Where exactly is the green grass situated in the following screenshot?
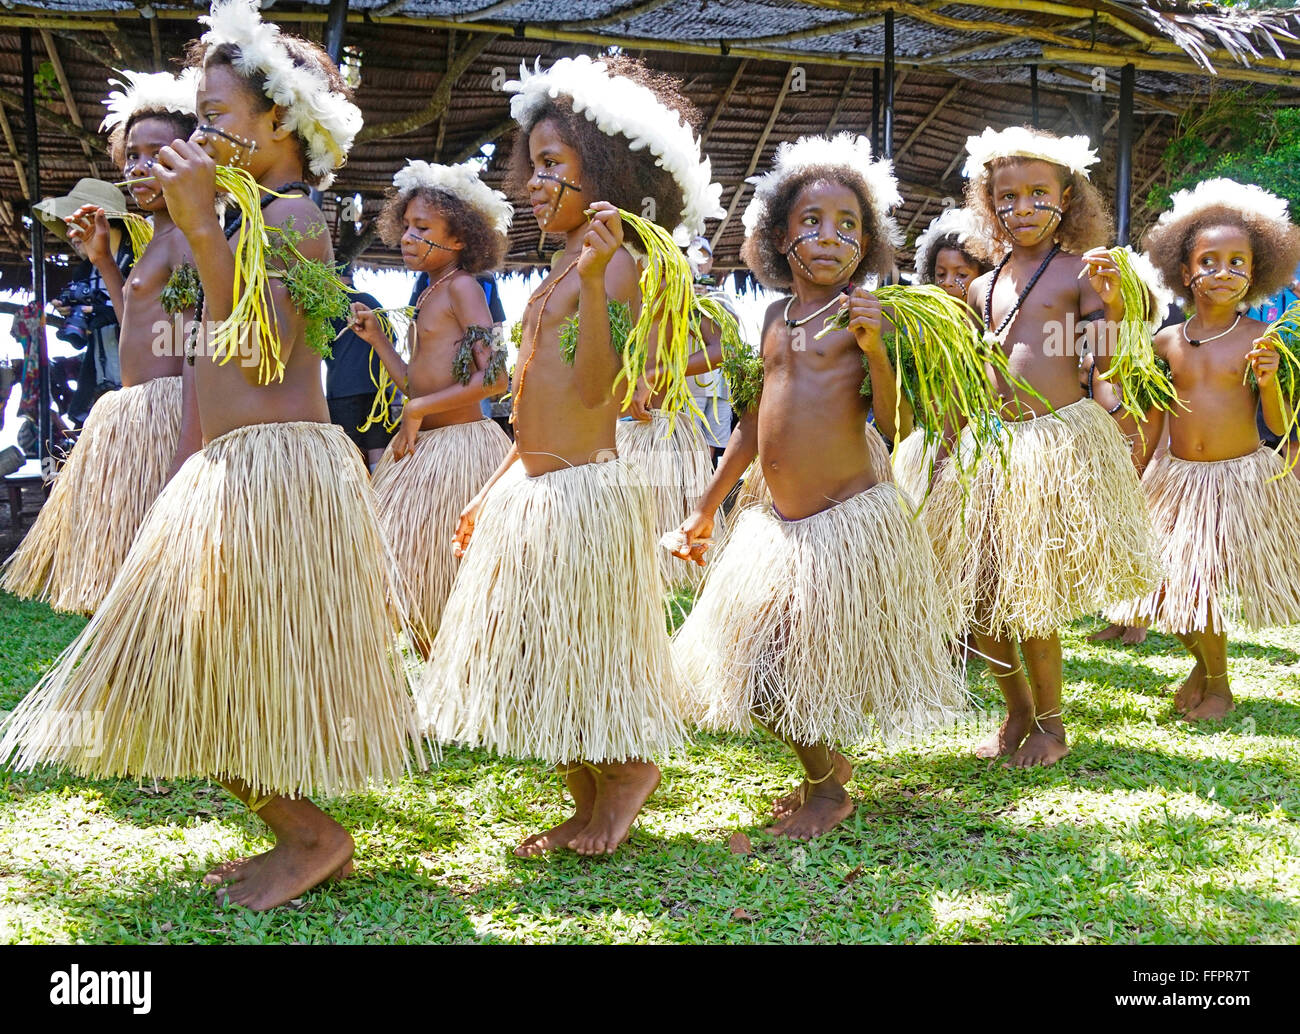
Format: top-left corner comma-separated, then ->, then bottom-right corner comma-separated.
1,588 -> 1298,944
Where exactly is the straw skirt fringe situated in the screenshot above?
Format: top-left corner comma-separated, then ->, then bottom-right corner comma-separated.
892,429 -> 942,510
731,421 -> 894,516
371,419 -> 511,643
1107,447 -> 1300,633
674,482 -> 964,745
2,376 -> 183,615
615,411 -> 721,588
0,421 -> 426,798
416,457 -> 690,764
922,398 -> 1159,639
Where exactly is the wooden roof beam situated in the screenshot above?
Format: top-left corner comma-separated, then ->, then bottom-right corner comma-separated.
40,29 -> 100,179
824,68 -> 856,134
700,59 -> 749,149
710,64 -> 796,250
1046,65 -> 1183,117
895,79 -> 961,160
0,103 -> 27,202
1040,47 -> 1300,88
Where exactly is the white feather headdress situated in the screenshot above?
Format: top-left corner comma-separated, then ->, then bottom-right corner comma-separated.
198,0 -> 362,190
392,160 -> 514,237
912,206 -> 987,283
962,125 -> 1098,182
1124,248 -> 1176,330
741,132 -> 902,247
505,55 -> 723,245
101,68 -> 198,134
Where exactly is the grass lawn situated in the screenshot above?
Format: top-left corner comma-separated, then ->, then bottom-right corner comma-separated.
1,587 -> 1298,945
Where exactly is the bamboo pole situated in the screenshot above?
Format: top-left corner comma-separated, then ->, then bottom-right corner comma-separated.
1116,63 -> 1135,246
1039,47 -> 1300,88
39,30 -> 99,179
0,103 -> 28,201
700,59 -> 749,149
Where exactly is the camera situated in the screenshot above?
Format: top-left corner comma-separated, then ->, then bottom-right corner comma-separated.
54,280 -> 115,349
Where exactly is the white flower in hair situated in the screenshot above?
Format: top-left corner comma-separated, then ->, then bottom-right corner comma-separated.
1158,177 -> 1291,232
962,126 -> 1098,181
912,206 -> 985,283
393,160 -> 514,237
199,0 -> 362,190
101,67 -> 198,133
741,132 -> 902,247
505,55 -> 723,245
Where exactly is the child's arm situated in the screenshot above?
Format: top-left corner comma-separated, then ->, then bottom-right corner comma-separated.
849,287 -> 908,441
1079,249 -> 1128,378
65,206 -> 126,316
350,302 -> 407,386
1249,333 -> 1290,437
574,202 -> 639,409
668,404 -> 758,566
166,358 -> 203,481
452,441 -> 519,558
402,278 -> 505,420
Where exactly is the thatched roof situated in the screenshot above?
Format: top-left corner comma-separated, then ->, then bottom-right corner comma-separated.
1,1 -> 1298,288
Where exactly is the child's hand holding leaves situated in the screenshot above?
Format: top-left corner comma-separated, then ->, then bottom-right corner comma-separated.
578,201 -> 625,283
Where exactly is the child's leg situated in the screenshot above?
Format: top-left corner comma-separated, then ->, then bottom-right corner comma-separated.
765,736 -> 854,839
515,763 -> 598,857
1184,622 -> 1233,721
1010,633 -> 1069,767
203,780 -> 354,911
568,758 -> 661,857
771,748 -> 852,819
972,632 -> 1035,758
1173,631 -> 1208,713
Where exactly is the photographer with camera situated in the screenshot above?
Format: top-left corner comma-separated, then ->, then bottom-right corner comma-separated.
35,179 -> 132,426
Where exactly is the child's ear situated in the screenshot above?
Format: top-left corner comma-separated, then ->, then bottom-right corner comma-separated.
776,229 -> 790,255
1060,182 -> 1074,211
268,104 -> 292,141
1180,260 -> 1191,287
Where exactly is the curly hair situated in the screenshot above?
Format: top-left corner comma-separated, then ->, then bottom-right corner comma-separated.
965,156 -> 1112,259
740,167 -> 895,290
1144,203 -> 1300,306
184,36 -> 351,189
506,54 -> 700,246
920,233 -> 992,286
107,109 -> 199,169
376,185 -> 506,275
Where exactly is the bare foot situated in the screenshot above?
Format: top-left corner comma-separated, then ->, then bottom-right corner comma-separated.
217,825 -> 354,912
1120,625 -> 1148,646
975,709 -> 1033,759
203,856 -> 256,886
1183,691 -> 1234,722
771,750 -> 852,819
1008,719 -> 1069,768
514,764 -> 597,858
1174,664 -> 1206,714
569,760 -> 661,857
766,782 -> 854,840
1088,623 -> 1124,642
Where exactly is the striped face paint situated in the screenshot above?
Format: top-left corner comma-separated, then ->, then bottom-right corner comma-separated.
996,201 -> 1062,243
786,229 -> 861,280
402,226 -> 456,261
535,172 -> 583,227
197,124 -> 257,169
1189,266 -> 1251,302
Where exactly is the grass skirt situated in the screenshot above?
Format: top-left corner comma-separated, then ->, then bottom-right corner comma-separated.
731,421 -> 893,516
2,376 -> 182,615
615,411 -> 721,588
0,421 -> 425,798
1107,447 -> 1300,633
892,429 -> 942,510
416,457 -> 690,764
922,398 -> 1159,639
371,420 -> 511,645
674,482 -> 964,745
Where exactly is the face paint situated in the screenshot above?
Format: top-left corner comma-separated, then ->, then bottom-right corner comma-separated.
834,229 -> 862,274
535,171 -> 582,227
786,228 -> 860,280
402,225 -> 456,262
785,230 -> 820,279
1189,266 -> 1251,302
996,201 -> 1062,243
198,124 -> 257,168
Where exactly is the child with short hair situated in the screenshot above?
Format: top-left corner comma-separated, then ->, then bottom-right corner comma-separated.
416,54 -> 715,857
1107,179 -> 1300,719
350,160 -> 512,653
921,126 -> 1161,767
3,70 -> 199,614
668,134 -> 964,839
1,0 -> 424,911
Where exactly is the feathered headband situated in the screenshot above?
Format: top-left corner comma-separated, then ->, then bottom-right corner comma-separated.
912,206 -> 986,284
741,132 -> 902,246
1124,248 -> 1175,331
962,125 -> 1098,182
392,160 -> 514,237
505,55 -> 723,245
100,68 -> 198,134
198,0 -> 362,190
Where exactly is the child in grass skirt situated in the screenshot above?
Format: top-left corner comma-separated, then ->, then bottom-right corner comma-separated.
3,70 -> 199,614
1107,179 -> 1300,720
668,134 -> 965,840
416,54 -> 722,857
349,160 -> 513,653
1,0 -> 425,911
